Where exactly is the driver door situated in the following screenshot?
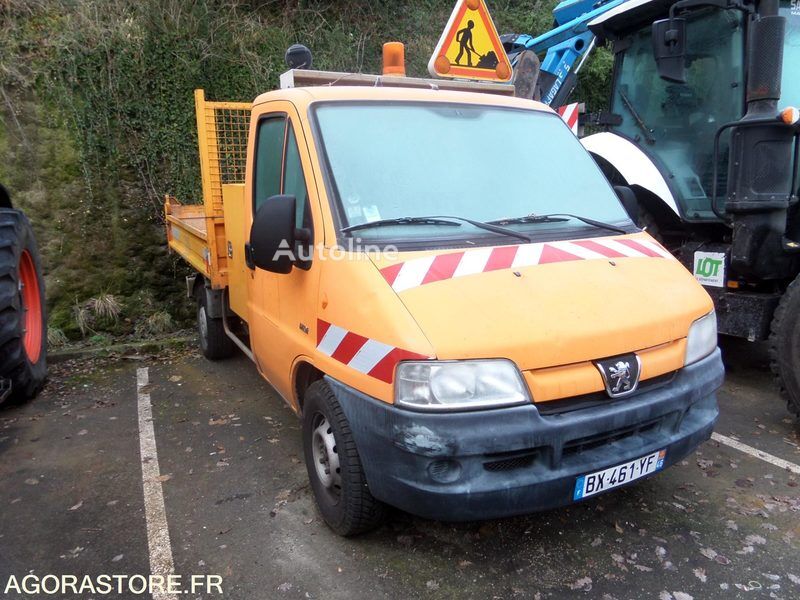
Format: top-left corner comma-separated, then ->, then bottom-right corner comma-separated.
246,102 -> 321,405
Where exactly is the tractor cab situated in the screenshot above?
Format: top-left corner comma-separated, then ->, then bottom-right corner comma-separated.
586,0 -> 800,225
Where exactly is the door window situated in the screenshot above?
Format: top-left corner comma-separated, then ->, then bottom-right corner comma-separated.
610,8 -> 744,218
254,117 -> 286,211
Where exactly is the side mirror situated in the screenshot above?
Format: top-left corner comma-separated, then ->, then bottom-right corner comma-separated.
248,195 -> 296,274
652,18 -> 687,84
614,185 -> 639,224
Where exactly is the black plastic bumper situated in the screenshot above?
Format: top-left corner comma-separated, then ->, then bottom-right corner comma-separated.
326,350 -> 723,522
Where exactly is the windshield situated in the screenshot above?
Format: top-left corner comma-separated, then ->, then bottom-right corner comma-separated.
610,8 -> 744,220
313,102 -> 631,244
781,2 -> 800,107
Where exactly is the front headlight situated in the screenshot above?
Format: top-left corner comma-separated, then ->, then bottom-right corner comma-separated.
395,359 -> 530,411
684,311 -> 717,366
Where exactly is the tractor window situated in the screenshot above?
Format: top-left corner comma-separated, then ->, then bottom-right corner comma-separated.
253,116 -> 286,211
610,8 -> 744,219
780,3 -> 800,107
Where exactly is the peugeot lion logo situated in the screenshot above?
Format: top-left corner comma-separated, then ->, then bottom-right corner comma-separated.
609,361 -> 632,394
595,354 -> 641,398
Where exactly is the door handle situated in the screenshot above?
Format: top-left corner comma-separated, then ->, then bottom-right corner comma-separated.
244,243 -> 255,270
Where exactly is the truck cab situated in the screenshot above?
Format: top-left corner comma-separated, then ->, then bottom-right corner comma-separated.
166,74 -> 723,535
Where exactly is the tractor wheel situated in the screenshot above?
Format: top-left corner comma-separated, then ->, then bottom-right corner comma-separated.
0,209 -> 46,404
638,205 -> 664,245
769,275 -> 800,417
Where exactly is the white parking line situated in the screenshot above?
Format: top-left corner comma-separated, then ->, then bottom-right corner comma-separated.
137,367 -> 175,598
712,432 -> 800,475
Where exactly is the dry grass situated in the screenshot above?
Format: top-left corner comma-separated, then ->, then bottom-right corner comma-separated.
46,326 -> 68,348
135,310 -> 174,336
87,293 -> 122,321
72,300 -> 91,336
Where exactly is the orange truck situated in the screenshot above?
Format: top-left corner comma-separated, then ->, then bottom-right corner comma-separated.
165,67 -> 724,535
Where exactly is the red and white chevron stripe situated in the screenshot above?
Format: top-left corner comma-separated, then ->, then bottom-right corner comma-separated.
316,319 -> 428,383
380,236 -> 672,293
557,102 -> 580,135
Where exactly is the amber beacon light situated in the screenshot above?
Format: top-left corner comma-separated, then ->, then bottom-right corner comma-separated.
383,42 -> 406,76
780,106 -> 800,126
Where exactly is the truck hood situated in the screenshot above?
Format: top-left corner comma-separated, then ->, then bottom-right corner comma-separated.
372,234 -> 712,370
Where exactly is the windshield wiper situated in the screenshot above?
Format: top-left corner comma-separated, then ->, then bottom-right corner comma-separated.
341,217 -> 461,233
343,215 -> 531,242
618,89 -> 655,145
489,213 -> 628,235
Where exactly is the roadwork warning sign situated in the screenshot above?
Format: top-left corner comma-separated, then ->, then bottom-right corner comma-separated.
428,0 -> 513,82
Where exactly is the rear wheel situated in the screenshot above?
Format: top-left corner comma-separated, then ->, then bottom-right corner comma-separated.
302,380 -> 385,536
196,289 -> 234,360
0,209 -> 46,403
769,275 -> 800,417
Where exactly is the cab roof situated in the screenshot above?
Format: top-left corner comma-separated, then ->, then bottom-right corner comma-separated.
253,85 -> 552,113
589,0 -> 673,40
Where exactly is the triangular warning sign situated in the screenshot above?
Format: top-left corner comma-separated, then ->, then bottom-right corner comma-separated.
428,0 -> 513,82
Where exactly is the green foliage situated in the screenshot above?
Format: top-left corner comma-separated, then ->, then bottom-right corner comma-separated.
0,0 -> 613,338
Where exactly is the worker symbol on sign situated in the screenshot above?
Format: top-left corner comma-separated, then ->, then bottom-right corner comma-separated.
455,21 -> 477,66
429,0 -> 512,82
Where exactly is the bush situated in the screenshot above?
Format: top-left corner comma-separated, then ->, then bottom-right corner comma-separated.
0,0 -> 611,339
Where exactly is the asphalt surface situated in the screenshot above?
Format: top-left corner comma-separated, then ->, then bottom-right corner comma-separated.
1,338 -> 799,599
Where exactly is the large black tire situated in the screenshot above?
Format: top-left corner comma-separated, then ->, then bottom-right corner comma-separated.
637,204 -> 664,244
0,209 -> 46,403
769,275 -> 800,417
196,289 -> 234,360
302,380 -> 385,536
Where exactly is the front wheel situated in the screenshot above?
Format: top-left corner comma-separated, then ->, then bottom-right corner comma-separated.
769,275 -> 800,417
302,381 -> 385,536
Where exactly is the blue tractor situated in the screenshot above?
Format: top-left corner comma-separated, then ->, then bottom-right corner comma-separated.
504,0 -> 800,415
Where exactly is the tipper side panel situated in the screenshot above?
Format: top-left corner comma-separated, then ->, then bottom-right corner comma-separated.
195,89 -> 251,289
165,90 -> 251,289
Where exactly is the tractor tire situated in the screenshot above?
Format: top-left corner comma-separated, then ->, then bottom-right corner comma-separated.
196,289 -> 235,360
638,205 -> 664,245
769,275 -> 800,417
302,380 -> 386,536
0,209 -> 47,404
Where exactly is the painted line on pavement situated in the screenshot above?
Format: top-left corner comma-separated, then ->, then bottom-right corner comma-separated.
137,367 -> 175,598
712,432 -> 800,475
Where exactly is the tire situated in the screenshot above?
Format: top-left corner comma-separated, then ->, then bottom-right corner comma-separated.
302,380 -> 385,536
0,209 -> 46,403
196,289 -> 234,360
769,275 -> 800,417
637,204 -> 664,244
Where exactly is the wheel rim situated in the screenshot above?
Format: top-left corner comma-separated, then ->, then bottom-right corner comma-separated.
19,250 -> 42,363
311,414 -> 341,497
198,305 -> 208,348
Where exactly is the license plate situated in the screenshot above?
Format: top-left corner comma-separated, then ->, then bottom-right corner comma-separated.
573,449 -> 666,501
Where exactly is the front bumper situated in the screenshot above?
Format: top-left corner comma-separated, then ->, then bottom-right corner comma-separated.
327,349 -> 723,522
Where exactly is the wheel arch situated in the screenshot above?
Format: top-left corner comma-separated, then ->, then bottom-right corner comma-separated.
293,359 -> 324,415
583,132 -> 681,219
587,148 -> 682,233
